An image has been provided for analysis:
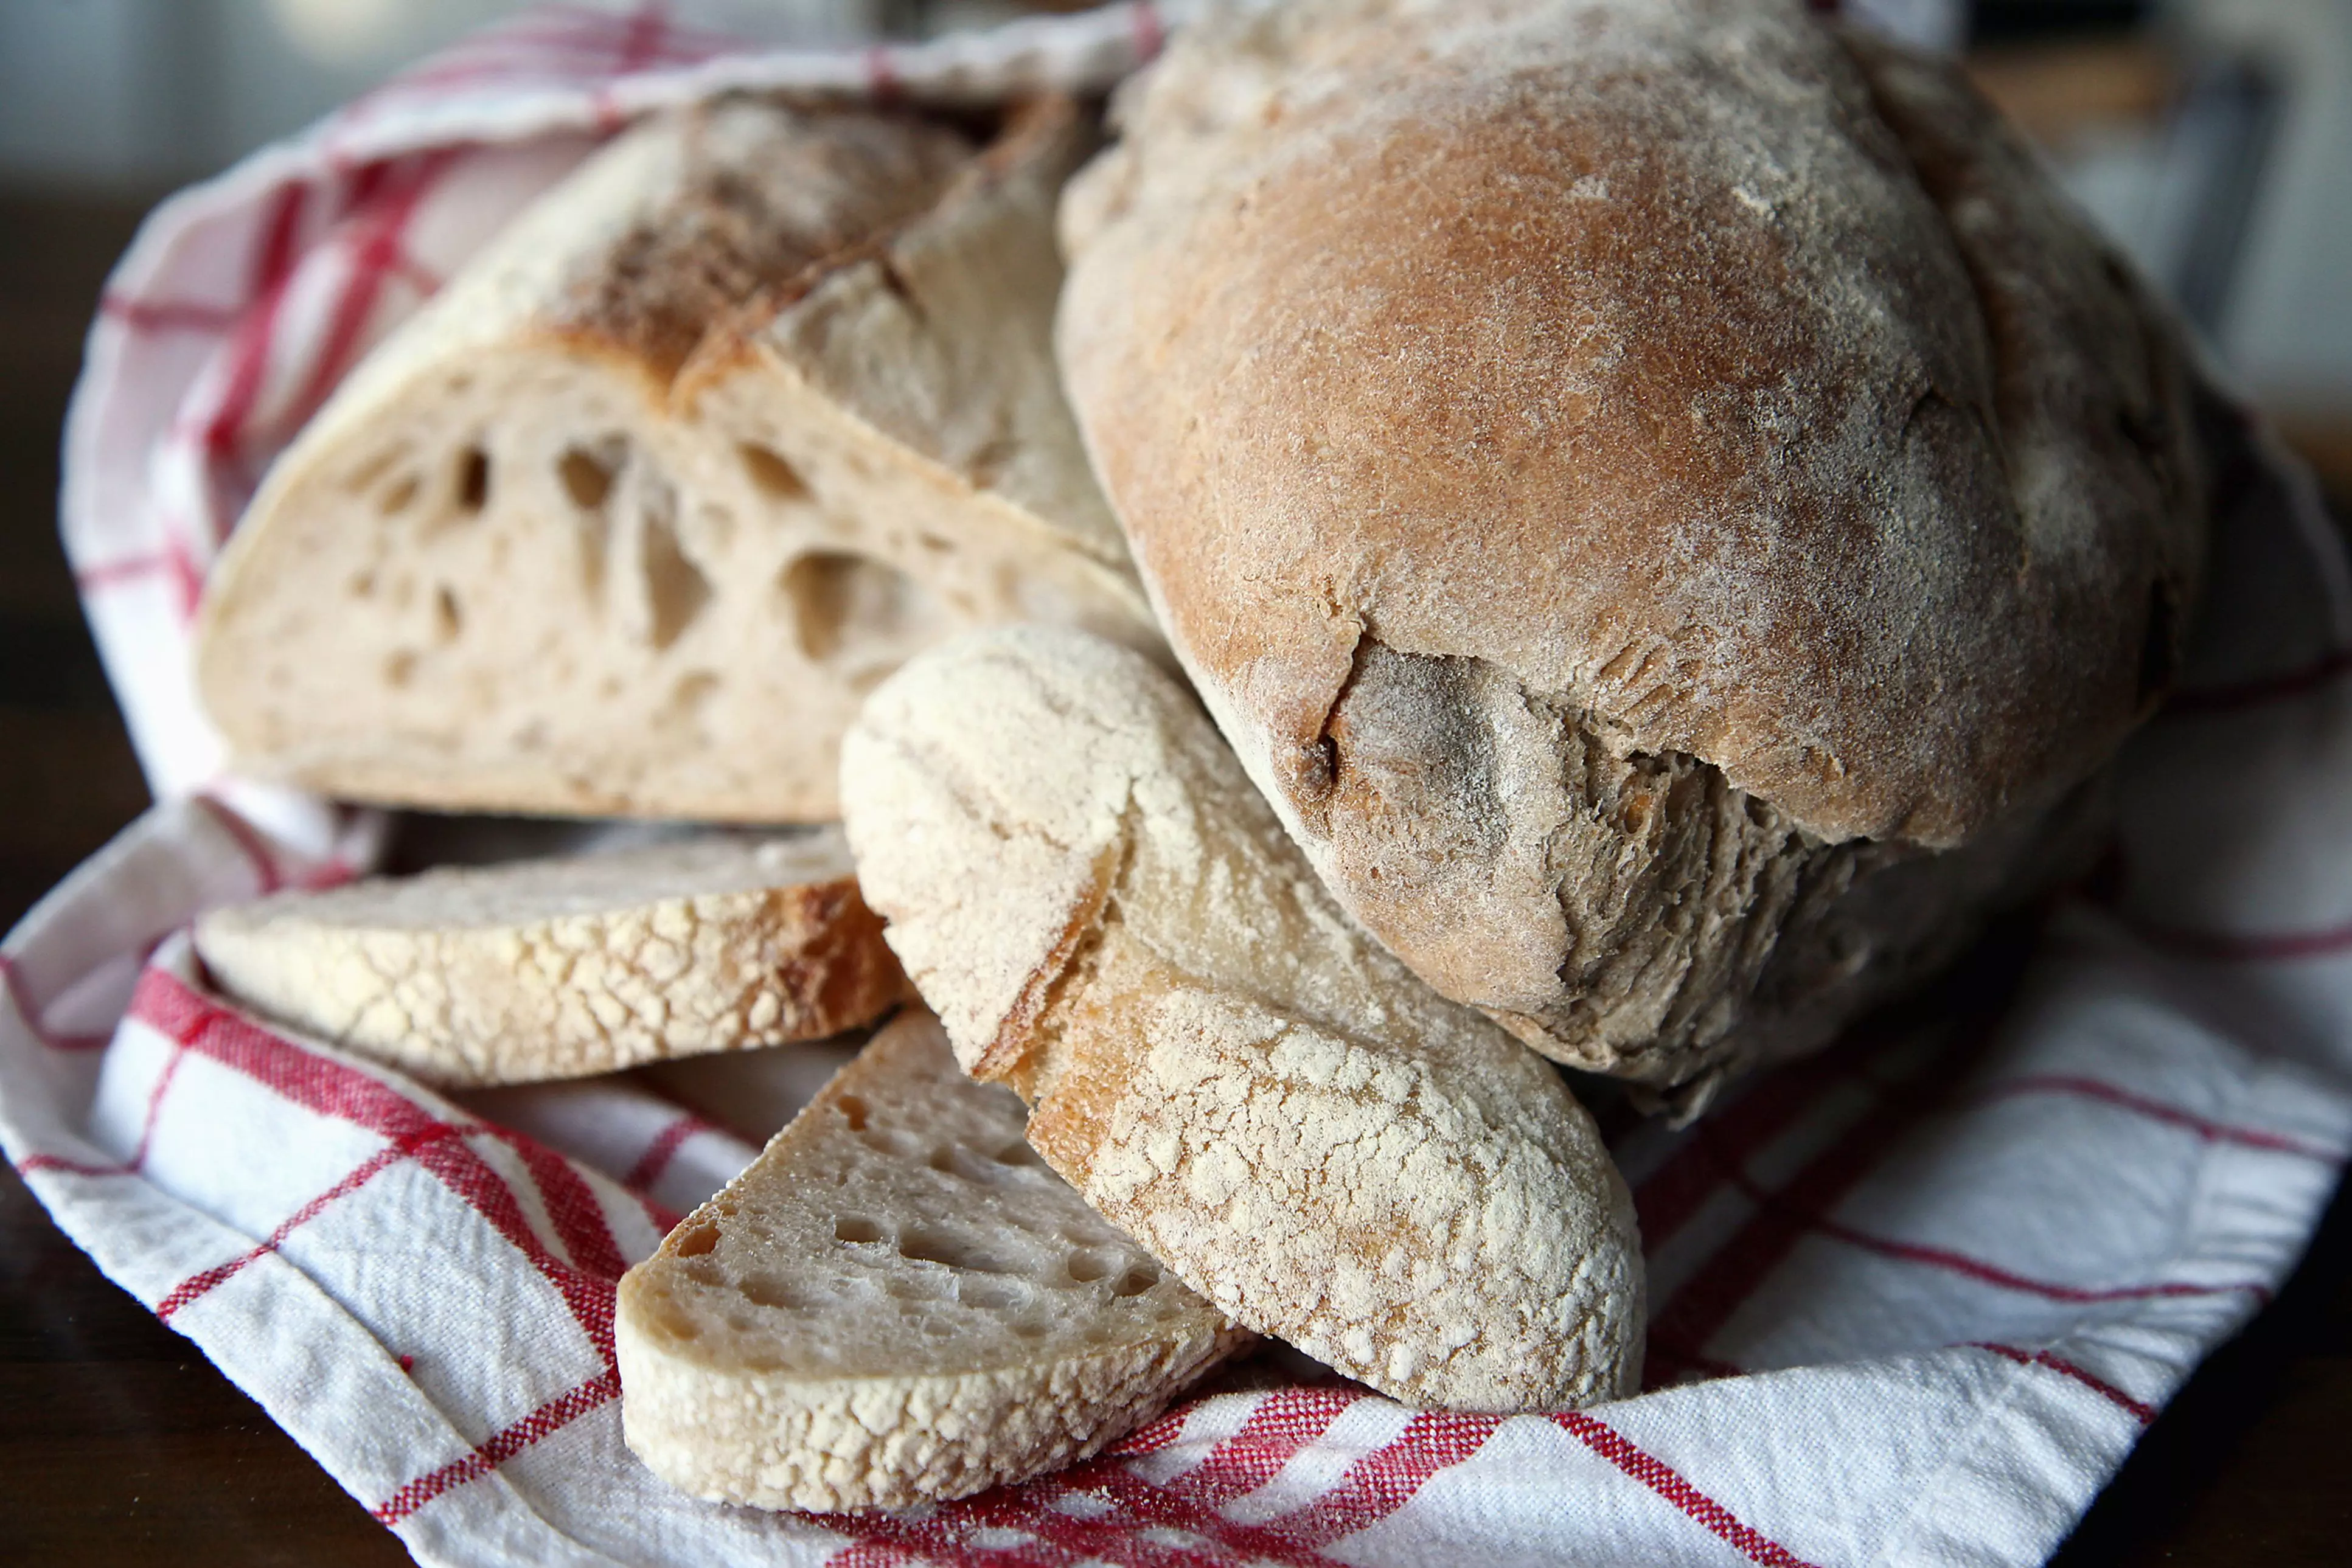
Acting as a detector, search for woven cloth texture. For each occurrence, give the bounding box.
[9,4,2352,1564]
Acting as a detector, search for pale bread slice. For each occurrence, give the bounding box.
[193,830,908,1088]
[842,626,1644,1412]
[616,1007,1252,1511]
[194,96,1158,824]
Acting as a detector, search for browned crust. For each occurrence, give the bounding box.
[669,94,1090,406]
[774,875,920,1035]
[552,98,975,383]
[1061,0,2208,850]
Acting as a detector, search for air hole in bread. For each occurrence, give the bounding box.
[917,532,953,553]
[957,1277,1025,1311]
[383,650,417,688]
[558,440,623,512]
[673,1220,719,1257]
[992,1140,1046,1170]
[347,571,375,600]
[834,1215,884,1244]
[647,1298,701,1342]
[456,446,491,512]
[737,1274,804,1310]
[379,474,421,516]
[739,442,811,503]
[837,1094,870,1132]
[1112,1264,1161,1297]
[896,1224,1017,1274]
[780,550,939,681]
[885,1274,947,1301]
[1065,1249,1113,1284]
[639,497,711,651]
[433,586,462,642]
[861,1126,923,1160]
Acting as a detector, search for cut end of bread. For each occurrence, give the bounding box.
[193,829,908,1087]
[195,96,1157,823]
[616,1008,1251,1510]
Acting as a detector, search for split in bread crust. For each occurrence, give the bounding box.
[616,1007,1251,1510]
[843,625,1644,1411]
[196,95,1158,824]
[194,830,908,1087]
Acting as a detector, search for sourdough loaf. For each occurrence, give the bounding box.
[1056,0,2212,1092]
[616,1007,1251,1510]
[194,830,907,1086]
[843,626,1643,1412]
[195,95,1157,823]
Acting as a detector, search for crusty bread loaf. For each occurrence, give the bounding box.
[195,95,1158,824]
[1055,0,2211,1094]
[616,1007,1251,1510]
[194,830,908,1087]
[842,626,1643,1412]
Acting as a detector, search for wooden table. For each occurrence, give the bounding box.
[3,190,2348,1567]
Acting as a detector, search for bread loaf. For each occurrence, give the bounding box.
[194,830,907,1086]
[616,1007,1251,1510]
[842,626,1643,1411]
[196,95,1158,823]
[1056,0,2212,1094]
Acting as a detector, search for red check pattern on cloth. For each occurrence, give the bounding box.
[10,4,2352,1565]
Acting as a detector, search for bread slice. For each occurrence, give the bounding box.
[193,830,908,1088]
[616,1007,1251,1511]
[194,95,1158,824]
[842,626,1644,1412]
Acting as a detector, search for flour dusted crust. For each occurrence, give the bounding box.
[843,626,1643,1411]
[1057,0,2210,1087]
[618,1008,1250,1510]
[194,830,908,1087]
[195,95,1157,824]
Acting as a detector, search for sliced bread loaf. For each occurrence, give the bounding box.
[841,626,1644,1412]
[194,95,1158,823]
[617,1007,1251,1510]
[193,830,908,1088]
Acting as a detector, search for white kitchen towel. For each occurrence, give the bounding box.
[10,4,2352,1565]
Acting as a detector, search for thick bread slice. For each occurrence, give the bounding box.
[195,96,1157,823]
[842,626,1643,1412]
[617,1007,1252,1511]
[193,830,908,1088]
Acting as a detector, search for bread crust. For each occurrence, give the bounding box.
[843,626,1644,1411]
[1057,0,2210,1084]
[194,831,910,1087]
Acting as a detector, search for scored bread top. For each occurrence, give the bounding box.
[843,626,1644,1411]
[616,1007,1250,1510]
[193,830,908,1086]
[1058,0,2208,852]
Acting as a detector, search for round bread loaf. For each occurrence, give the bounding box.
[1056,0,2214,1092]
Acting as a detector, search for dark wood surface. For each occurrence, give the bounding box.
[1,188,2348,1567]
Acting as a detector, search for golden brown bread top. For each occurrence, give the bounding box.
[555,99,972,381]
[1057,0,2209,852]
